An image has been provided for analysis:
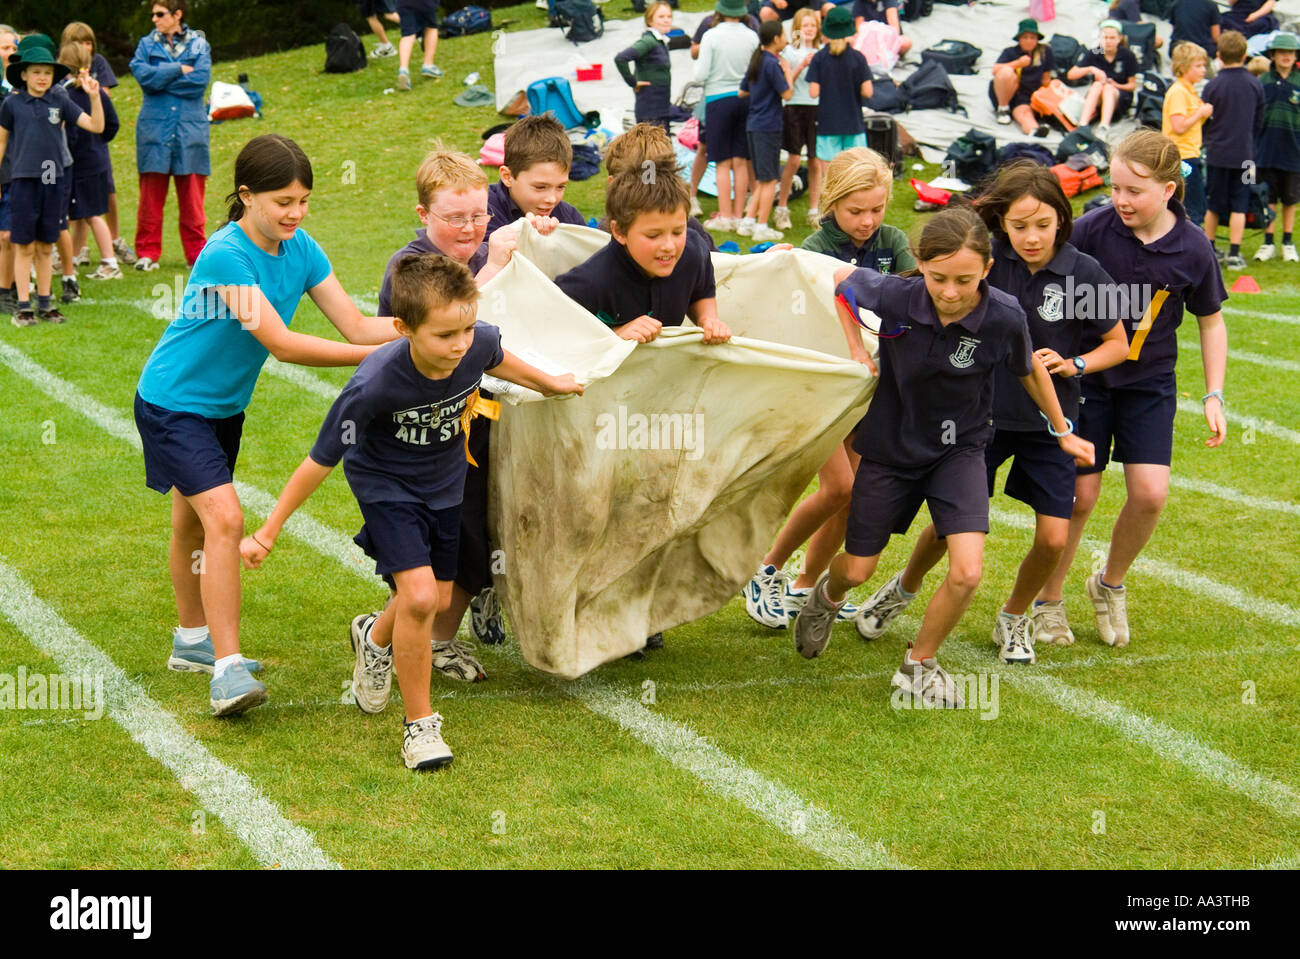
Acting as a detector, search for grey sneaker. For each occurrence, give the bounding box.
[996,105,1012,125]
[854,572,914,640]
[167,629,262,674]
[432,637,486,682]
[396,70,412,91]
[209,661,268,717]
[891,645,963,708]
[1224,254,1248,270]
[402,714,453,770]
[133,257,160,272]
[993,612,1035,665]
[370,41,397,58]
[793,571,843,659]
[11,309,37,328]
[113,236,137,265]
[0,288,15,314]
[61,276,80,303]
[350,612,393,713]
[73,245,91,266]
[786,584,859,623]
[421,63,444,79]
[469,587,506,644]
[1030,600,1074,646]
[1085,572,1129,647]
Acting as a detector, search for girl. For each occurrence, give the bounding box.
[776,7,822,229]
[790,207,1094,706]
[1222,0,1279,39]
[615,2,677,131]
[58,43,121,282]
[738,20,793,242]
[856,162,1129,665]
[1163,41,1212,227]
[808,5,872,177]
[133,134,399,716]
[1069,20,1139,136]
[990,18,1055,136]
[696,0,759,233]
[745,147,912,630]
[1038,130,1227,648]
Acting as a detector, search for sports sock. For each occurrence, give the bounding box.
[1229,243,1241,257]
[1264,232,1275,245]
[896,579,917,599]
[17,300,29,312]
[212,654,241,679]
[175,625,208,645]
[37,294,51,311]
[1285,232,1294,245]
[1099,575,1123,590]
[103,257,119,270]
[365,633,390,655]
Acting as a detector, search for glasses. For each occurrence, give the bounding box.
[151,11,170,19]
[427,210,491,230]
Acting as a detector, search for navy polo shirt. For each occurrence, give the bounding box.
[838,270,1034,468]
[988,238,1119,431]
[378,229,490,317]
[996,44,1056,98]
[740,51,790,133]
[90,53,118,90]
[65,86,118,176]
[851,0,898,23]
[1111,0,1141,22]
[1170,0,1220,59]
[0,87,84,180]
[1202,67,1265,169]
[1071,198,1226,389]
[555,230,716,329]
[807,46,871,137]
[1079,46,1138,86]
[485,180,586,238]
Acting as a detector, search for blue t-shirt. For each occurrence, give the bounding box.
[740,51,790,133]
[137,221,333,418]
[0,87,85,180]
[309,326,505,508]
[807,46,870,136]
[1170,0,1220,59]
[852,0,898,23]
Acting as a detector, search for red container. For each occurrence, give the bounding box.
[576,64,603,82]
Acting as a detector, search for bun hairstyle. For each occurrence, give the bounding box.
[1112,128,1186,202]
[224,134,314,223]
[973,160,1073,250]
[605,155,690,235]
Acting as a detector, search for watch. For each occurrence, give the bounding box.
[1072,356,1086,373]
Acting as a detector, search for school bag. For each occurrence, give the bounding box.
[1083,194,1112,214]
[480,133,505,166]
[440,6,493,38]
[1031,79,1086,131]
[944,129,998,184]
[1057,128,1109,171]
[921,39,982,75]
[865,76,907,113]
[899,60,964,113]
[1050,35,1087,85]
[1135,71,1169,129]
[1122,21,1159,72]
[997,141,1056,167]
[551,0,604,44]
[864,113,903,176]
[1051,161,1104,198]
[569,142,601,180]
[1245,183,1276,231]
[526,77,589,129]
[323,23,366,74]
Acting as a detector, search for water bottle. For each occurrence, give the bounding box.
[465,71,480,86]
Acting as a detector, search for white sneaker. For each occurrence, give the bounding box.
[689,195,703,217]
[703,215,736,232]
[112,236,137,265]
[854,572,914,640]
[773,206,792,230]
[751,224,784,243]
[402,714,453,770]
[1085,572,1129,647]
[1284,244,1299,263]
[349,612,393,714]
[88,262,123,280]
[805,208,822,227]
[792,571,843,659]
[1255,243,1276,262]
[72,246,90,266]
[432,637,486,682]
[370,42,397,58]
[1030,600,1074,646]
[134,257,160,272]
[992,611,1035,665]
[995,105,1012,125]
[744,564,788,629]
[735,217,757,236]
[891,644,963,708]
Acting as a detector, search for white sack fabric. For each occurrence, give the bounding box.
[480,224,877,678]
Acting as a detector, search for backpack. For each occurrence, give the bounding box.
[1051,162,1104,198]
[944,129,998,184]
[552,0,604,44]
[902,0,935,19]
[569,142,601,180]
[1083,194,1112,214]
[323,23,366,74]
[440,6,493,38]
[526,76,587,129]
[1136,71,1169,129]
[865,75,907,113]
[1246,182,1276,231]
[1031,78,1086,131]
[864,112,903,175]
[1049,34,1086,84]
[1057,128,1109,171]
[997,141,1056,167]
[900,60,964,113]
[1122,21,1158,72]
[921,39,982,75]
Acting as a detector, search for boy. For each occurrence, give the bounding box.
[1254,32,1300,263]
[1201,31,1265,269]
[486,115,586,238]
[395,0,442,91]
[241,254,582,769]
[1170,0,1221,61]
[0,25,17,315]
[0,34,103,327]
[603,122,718,250]
[361,0,401,57]
[1163,42,1213,226]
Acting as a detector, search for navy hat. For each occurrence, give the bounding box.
[6,34,70,89]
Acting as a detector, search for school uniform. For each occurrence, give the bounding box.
[1070,198,1226,472]
[310,327,504,585]
[615,29,674,128]
[740,50,790,182]
[987,238,1118,518]
[807,46,871,158]
[1221,0,1278,39]
[396,0,439,36]
[988,44,1056,111]
[377,229,489,317]
[697,21,759,162]
[1202,66,1265,216]
[1077,45,1139,117]
[65,84,119,222]
[780,43,819,162]
[1170,0,1220,60]
[852,0,899,24]
[835,270,1033,556]
[802,217,915,274]
[0,86,85,245]
[759,0,810,21]
[1255,67,1300,205]
[87,55,119,195]
[485,180,586,238]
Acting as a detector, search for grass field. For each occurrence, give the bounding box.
[1,1,1299,870]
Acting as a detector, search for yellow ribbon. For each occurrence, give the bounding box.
[1126,287,1169,362]
[459,388,501,467]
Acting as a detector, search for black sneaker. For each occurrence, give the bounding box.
[38,307,67,324]
[0,289,15,314]
[61,277,80,303]
[1034,123,1051,138]
[11,309,37,328]
[644,632,664,651]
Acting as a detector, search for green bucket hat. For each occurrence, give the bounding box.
[715,0,748,18]
[823,5,855,40]
[6,34,69,89]
[454,84,497,108]
[1014,18,1044,41]
[1266,32,1300,53]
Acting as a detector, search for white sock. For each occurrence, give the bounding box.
[213,653,241,679]
[102,257,119,270]
[998,610,1023,622]
[896,579,917,600]
[366,634,390,655]
[175,625,208,645]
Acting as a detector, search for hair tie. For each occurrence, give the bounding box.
[1180,160,1192,179]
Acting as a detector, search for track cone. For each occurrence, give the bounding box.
[1230,275,1261,293]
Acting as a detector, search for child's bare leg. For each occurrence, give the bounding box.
[771,444,854,582]
[367,14,390,44]
[1004,514,1069,615]
[33,242,53,297]
[384,568,451,722]
[778,153,802,208]
[182,483,245,659]
[398,33,416,70]
[56,230,75,278]
[89,215,114,261]
[1039,471,1103,600]
[824,550,880,601]
[107,191,120,240]
[432,583,473,643]
[715,160,734,218]
[70,220,89,256]
[169,489,207,630]
[899,523,948,595]
[423,27,437,66]
[12,242,31,301]
[754,180,777,225]
[911,530,984,660]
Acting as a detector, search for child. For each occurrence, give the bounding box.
[395,0,441,91]
[0,25,20,315]
[1163,42,1212,226]
[808,6,872,176]
[738,20,793,241]
[690,3,761,217]
[615,2,677,130]
[1039,129,1227,648]
[746,147,911,630]
[790,207,1093,705]
[1170,0,1221,61]
[851,0,913,57]
[241,254,582,769]
[777,7,822,229]
[133,134,399,716]
[857,162,1128,664]
[1201,30,1265,269]
[360,0,401,57]
[603,122,718,250]
[991,18,1055,136]
[0,34,103,327]
[1253,32,1300,263]
[1221,0,1278,40]
[58,42,123,282]
[1068,20,1139,136]
[486,114,586,238]
[695,0,760,232]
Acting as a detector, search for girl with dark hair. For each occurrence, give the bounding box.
[133,134,399,718]
[790,207,1094,706]
[737,20,793,242]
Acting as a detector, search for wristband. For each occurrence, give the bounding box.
[251,533,272,552]
[1045,416,1075,438]
[1201,390,1225,407]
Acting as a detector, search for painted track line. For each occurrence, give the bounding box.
[1104,463,1300,520]
[0,558,339,869]
[1180,338,1300,374]
[1175,398,1300,446]
[1224,307,1300,327]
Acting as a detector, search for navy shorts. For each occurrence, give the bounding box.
[359,0,397,15]
[454,421,493,596]
[1077,372,1176,473]
[0,191,10,233]
[7,177,65,245]
[781,103,818,160]
[1260,167,1300,207]
[355,499,461,586]
[747,129,783,182]
[69,172,110,222]
[705,95,750,163]
[106,166,116,195]
[397,0,439,34]
[985,427,1076,519]
[845,447,990,557]
[1206,164,1252,216]
[988,79,1033,111]
[634,83,672,128]
[760,0,809,20]
[134,392,244,497]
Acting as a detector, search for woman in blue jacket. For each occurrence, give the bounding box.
[130,1,211,271]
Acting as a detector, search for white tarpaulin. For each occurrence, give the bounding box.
[479,224,876,678]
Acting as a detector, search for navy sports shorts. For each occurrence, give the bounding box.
[846,446,990,557]
[704,95,750,163]
[134,392,244,497]
[0,190,10,233]
[69,171,110,222]
[397,0,439,34]
[781,103,818,160]
[1077,371,1176,473]
[454,420,493,595]
[1260,167,1300,207]
[7,177,65,245]
[355,499,461,585]
[359,0,397,15]
[984,427,1076,519]
[747,129,783,182]
[988,79,1033,111]
[1206,164,1252,216]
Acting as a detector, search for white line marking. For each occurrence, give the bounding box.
[263,359,343,400]
[1176,398,1300,445]
[1179,338,1300,374]
[0,558,340,869]
[1104,463,1300,520]
[1223,307,1300,327]
[1259,852,1300,869]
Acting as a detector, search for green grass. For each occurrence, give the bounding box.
[1,1,1298,869]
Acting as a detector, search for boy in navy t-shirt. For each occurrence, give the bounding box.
[485,115,586,238]
[1170,0,1221,60]
[1201,30,1265,268]
[242,254,583,770]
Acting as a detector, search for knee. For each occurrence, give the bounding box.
[203,505,244,543]
[946,560,983,595]
[1128,486,1168,516]
[401,585,439,622]
[1033,527,1068,557]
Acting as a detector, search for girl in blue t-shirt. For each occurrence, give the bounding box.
[133,134,399,717]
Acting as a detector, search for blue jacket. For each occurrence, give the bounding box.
[130,25,211,176]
